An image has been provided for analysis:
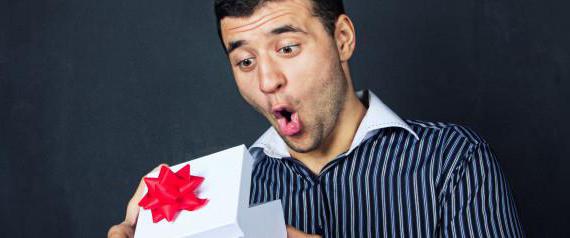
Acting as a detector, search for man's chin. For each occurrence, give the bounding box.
[285,142,315,154]
[281,133,319,154]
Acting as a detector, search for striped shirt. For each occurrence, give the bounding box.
[248,90,524,237]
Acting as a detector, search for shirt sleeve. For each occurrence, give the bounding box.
[439,142,525,238]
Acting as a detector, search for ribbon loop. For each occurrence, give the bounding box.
[138,164,208,223]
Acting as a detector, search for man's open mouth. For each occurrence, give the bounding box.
[273,107,293,121]
[272,106,302,136]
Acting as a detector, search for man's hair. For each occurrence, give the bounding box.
[214,0,345,52]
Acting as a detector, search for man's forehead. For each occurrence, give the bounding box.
[220,0,312,36]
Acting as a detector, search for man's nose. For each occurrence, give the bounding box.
[257,57,286,94]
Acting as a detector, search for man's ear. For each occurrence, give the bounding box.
[334,14,356,62]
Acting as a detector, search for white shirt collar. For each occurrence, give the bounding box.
[249,90,419,159]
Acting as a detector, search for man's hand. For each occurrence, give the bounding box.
[107,164,166,238]
[286,225,322,238]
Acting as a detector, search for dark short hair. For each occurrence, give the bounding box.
[214,0,345,53]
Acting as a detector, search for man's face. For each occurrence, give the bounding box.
[220,0,348,153]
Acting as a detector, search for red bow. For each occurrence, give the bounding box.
[138,165,208,223]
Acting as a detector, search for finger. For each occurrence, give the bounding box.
[286,225,322,238]
[107,222,134,238]
[286,226,300,238]
[125,164,168,226]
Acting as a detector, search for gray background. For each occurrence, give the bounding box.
[1,0,569,237]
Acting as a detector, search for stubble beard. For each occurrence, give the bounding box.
[282,60,348,154]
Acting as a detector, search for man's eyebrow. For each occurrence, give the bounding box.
[227,40,245,55]
[226,25,307,54]
[270,24,308,35]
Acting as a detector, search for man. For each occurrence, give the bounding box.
[109,0,524,237]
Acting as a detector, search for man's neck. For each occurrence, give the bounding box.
[289,91,366,175]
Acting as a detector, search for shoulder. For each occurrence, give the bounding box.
[403,119,493,188]
[405,119,488,146]
[406,120,497,192]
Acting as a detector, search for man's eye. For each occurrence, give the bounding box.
[236,58,255,69]
[278,44,300,55]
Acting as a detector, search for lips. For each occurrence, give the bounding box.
[272,105,302,136]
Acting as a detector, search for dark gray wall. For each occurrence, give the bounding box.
[1,0,568,237]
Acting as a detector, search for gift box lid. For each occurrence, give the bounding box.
[134,144,286,238]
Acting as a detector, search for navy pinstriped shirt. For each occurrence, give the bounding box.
[248,90,524,237]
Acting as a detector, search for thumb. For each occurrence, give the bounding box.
[125,164,168,226]
[286,225,321,238]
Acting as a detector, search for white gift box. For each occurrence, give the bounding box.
[134,145,286,238]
